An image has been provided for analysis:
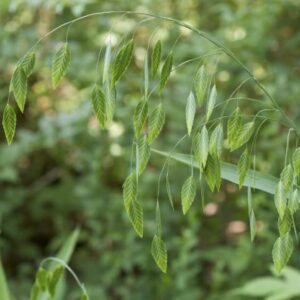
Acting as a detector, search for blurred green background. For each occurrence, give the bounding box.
[1,0,300,299]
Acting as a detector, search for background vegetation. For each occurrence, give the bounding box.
[1,0,300,299]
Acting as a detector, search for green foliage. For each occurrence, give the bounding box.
[112,39,134,85]
[10,66,27,112]
[209,123,223,158]
[151,235,167,273]
[194,65,208,106]
[17,52,35,77]
[185,91,196,136]
[147,103,165,144]
[237,148,250,188]
[206,84,217,121]
[292,148,300,176]
[151,40,162,78]
[204,154,221,191]
[134,100,148,140]
[2,104,16,145]
[280,164,293,193]
[91,84,106,128]
[181,176,197,214]
[159,53,173,92]
[137,135,151,175]
[275,181,287,219]
[52,43,71,88]
[272,233,294,273]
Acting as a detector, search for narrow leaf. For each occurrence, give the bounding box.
[181,176,197,214]
[292,148,300,176]
[199,126,209,167]
[186,91,196,136]
[17,52,35,76]
[112,39,134,85]
[238,148,250,188]
[52,43,71,88]
[151,235,167,273]
[137,135,151,175]
[206,84,217,121]
[278,210,292,237]
[209,123,223,158]
[227,107,242,151]
[134,101,148,140]
[91,84,106,128]
[128,199,143,238]
[151,40,161,77]
[159,53,173,92]
[11,66,27,112]
[280,164,293,194]
[272,233,294,273]
[204,154,221,191]
[48,266,64,297]
[148,103,165,145]
[233,121,255,151]
[274,181,287,219]
[123,172,137,213]
[288,189,299,215]
[2,104,16,145]
[194,65,208,106]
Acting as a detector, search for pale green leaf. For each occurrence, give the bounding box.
[128,199,143,238]
[227,107,242,150]
[137,135,151,175]
[232,121,255,151]
[280,164,293,193]
[123,172,137,213]
[194,65,208,106]
[275,181,287,219]
[52,43,71,88]
[112,39,134,85]
[292,148,300,176]
[11,66,27,112]
[278,210,292,237]
[196,126,209,168]
[159,53,173,92]
[0,258,10,300]
[250,209,256,242]
[185,91,196,136]
[80,293,89,300]
[181,176,197,214]
[104,82,115,122]
[2,104,16,145]
[91,84,106,128]
[17,52,35,77]
[148,103,165,144]
[151,235,167,273]
[151,40,161,77]
[204,154,221,191]
[288,189,299,215]
[206,84,217,121]
[272,233,294,273]
[209,123,223,158]
[36,268,48,291]
[30,284,39,300]
[134,101,148,140]
[238,148,250,189]
[48,266,64,297]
